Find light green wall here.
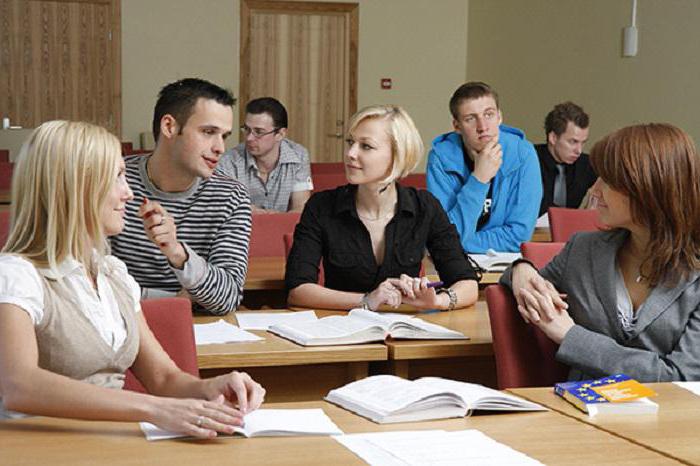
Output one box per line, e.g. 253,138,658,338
121,0,469,171
468,0,700,147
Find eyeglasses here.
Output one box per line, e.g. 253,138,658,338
240,125,279,139
461,109,498,126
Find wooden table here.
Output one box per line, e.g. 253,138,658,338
0,400,680,466
195,312,387,402
509,383,700,465
245,256,285,291
531,226,551,242
384,301,496,386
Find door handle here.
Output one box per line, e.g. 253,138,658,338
327,133,343,139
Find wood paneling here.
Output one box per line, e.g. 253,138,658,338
241,0,358,163
0,0,121,135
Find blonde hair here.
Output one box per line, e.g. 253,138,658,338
348,105,424,183
2,120,122,272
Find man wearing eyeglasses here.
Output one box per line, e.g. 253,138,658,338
426,81,541,253
217,97,313,212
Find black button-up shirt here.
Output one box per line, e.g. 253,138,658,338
285,183,479,293
536,144,598,216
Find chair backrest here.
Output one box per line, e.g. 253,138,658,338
398,173,427,190
310,162,344,175
249,212,302,257
0,162,13,191
123,297,199,393
312,172,347,193
0,210,10,249
548,207,601,242
485,284,569,389
520,242,565,270
0,149,9,163
284,232,324,286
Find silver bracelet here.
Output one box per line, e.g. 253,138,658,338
437,287,457,311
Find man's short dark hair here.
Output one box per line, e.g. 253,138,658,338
544,101,589,137
449,81,500,119
245,97,288,129
152,78,236,142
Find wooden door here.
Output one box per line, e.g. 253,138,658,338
240,0,358,163
0,0,121,135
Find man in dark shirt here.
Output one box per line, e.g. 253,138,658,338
536,102,597,216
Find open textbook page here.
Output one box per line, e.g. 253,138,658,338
140,409,342,441
325,375,544,424
269,309,466,346
471,251,522,272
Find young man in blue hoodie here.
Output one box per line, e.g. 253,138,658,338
427,82,542,253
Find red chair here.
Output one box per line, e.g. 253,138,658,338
249,212,302,257
312,172,347,193
310,162,344,175
399,173,427,190
0,210,10,249
520,242,565,270
485,284,569,389
0,149,9,163
0,162,13,191
123,298,199,393
548,207,601,243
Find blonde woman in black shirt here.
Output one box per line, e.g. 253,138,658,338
286,105,479,311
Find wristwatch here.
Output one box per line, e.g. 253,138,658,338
436,287,457,311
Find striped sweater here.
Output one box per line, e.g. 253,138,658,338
110,155,252,315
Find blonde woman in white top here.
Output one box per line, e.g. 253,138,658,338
0,121,265,438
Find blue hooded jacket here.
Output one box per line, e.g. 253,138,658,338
426,125,542,253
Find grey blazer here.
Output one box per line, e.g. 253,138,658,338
501,229,700,382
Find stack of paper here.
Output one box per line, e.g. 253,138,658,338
673,381,700,397
235,311,318,330
193,319,263,345
140,408,343,440
334,429,543,465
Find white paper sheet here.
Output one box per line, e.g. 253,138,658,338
140,408,343,441
335,429,543,466
536,214,550,228
235,311,318,330
193,319,263,345
673,381,700,397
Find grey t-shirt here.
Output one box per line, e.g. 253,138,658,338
217,138,313,212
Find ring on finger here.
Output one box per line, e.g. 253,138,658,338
196,416,204,427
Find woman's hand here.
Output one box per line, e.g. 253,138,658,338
511,262,568,323
205,371,266,414
511,262,573,344
388,275,445,310
366,279,402,309
148,395,244,439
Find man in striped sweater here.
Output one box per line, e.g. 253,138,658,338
111,78,251,315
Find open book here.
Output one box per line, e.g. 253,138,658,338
471,251,521,272
325,375,545,424
268,309,466,346
140,409,343,441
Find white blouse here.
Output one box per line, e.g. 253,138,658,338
0,253,141,351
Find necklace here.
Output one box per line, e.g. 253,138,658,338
358,212,394,222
